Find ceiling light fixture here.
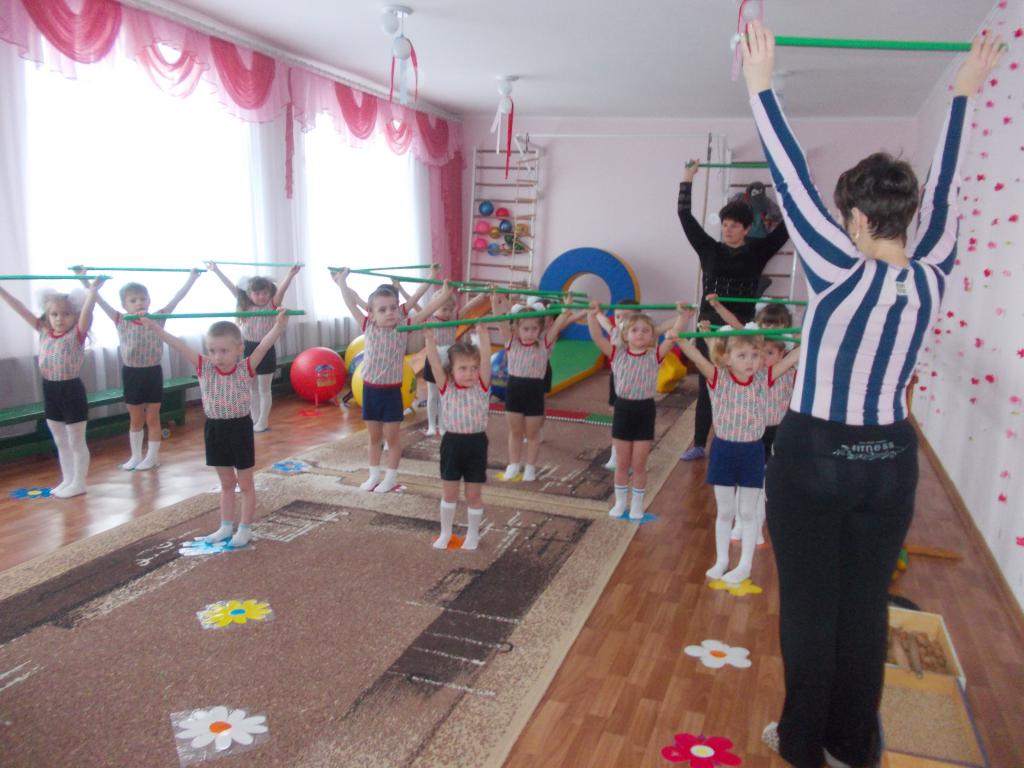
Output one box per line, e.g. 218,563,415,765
490,76,517,178
381,5,417,104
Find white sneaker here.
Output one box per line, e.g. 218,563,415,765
761,722,779,754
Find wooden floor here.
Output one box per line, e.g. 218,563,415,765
1,392,1022,767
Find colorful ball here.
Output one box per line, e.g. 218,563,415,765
489,226,501,239
290,347,346,403
478,200,495,216
473,237,488,251
349,357,416,408
474,219,490,234
514,222,530,236
489,349,509,401
487,243,501,256
499,219,512,233
347,351,364,380
344,335,365,368
495,207,510,217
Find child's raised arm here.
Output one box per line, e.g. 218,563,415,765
706,294,743,330
423,327,448,390
139,314,200,369
0,285,42,330
489,292,513,345
71,266,119,322
248,308,289,371
659,304,694,360
676,336,716,380
159,268,203,315
772,343,802,377
546,307,584,345
206,261,240,300
587,302,613,357
77,277,107,336
410,281,453,324
332,268,367,324
404,264,439,310
474,327,492,389
272,263,303,307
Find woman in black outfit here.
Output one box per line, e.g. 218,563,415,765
677,160,790,459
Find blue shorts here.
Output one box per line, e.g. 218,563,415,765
707,437,765,488
362,384,404,423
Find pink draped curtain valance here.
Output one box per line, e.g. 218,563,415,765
0,0,461,165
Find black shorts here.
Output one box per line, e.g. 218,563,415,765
612,396,656,441
204,415,255,470
243,340,277,376
423,358,436,384
505,375,546,417
608,372,616,406
440,432,488,483
122,365,163,405
42,378,88,424
362,384,404,423
544,362,553,393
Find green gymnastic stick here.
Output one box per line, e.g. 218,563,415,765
70,266,206,273
399,309,564,331
208,261,303,267
715,296,809,306
123,310,306,320
774,36,971,52
462,285,589,299
697,162,768,169
554,303,698,311
335,268,588,298
359,264,440,271
676,326,802,339
0,274,112,281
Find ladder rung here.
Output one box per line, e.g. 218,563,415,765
473,198,536,204
475,181,538,187
470,262,533,272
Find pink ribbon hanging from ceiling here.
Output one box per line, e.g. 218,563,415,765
209,36,275,110
335,83,379,140
20,0,121,63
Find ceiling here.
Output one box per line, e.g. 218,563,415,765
144,0,996,119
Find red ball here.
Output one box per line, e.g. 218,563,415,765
289,347,346,404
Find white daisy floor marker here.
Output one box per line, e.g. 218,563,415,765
683,639,752,669
172,706,268,765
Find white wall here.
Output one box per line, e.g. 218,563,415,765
911,0,1024,609
462,113,917,308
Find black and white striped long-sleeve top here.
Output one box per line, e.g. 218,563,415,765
750,89,971,426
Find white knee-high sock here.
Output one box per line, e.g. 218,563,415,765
463,508,483,550
707,485,737,578
426,382,440,433
136,439,161,470
724,487,761,583
253,374,273,431
54,421,89,498
123,429,144,470
434,500,456,549
47,419,74,493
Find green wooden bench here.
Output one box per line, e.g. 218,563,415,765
0,346,344,461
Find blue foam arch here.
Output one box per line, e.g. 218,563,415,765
539,248,639,340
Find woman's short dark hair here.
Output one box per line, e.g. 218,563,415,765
719,200,754,228
834,152,919,243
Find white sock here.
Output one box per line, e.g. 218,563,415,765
500,463,520,481
522,464,537,482
253,374,272,431
122,429,144,470
707,485,736,578
603,444,617,470
724,487,760,584
629,486,646,519
462,508,483,550
229,522,252,548
202,521,234,543
135,440,161,470
434,500,456,549
608,484,629,517
755,489,766,545
47,419,74,493
373,468,399,493
53,422,89,498
426,382,440,434
359,466,382,491
730,517,742,541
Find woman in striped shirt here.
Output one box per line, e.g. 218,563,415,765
588,302,688,520
423,324,492,551
740,23,1003,767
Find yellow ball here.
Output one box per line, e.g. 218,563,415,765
656,352,688,394
489,226,501,239
349,357,416,409
344,335,366,368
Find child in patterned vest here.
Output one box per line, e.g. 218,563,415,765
588,301,689,520
0,278,106,498
677,330,798,584
141,309,288,548
334,268,454,494
81,269,202,471
423,324,492,550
